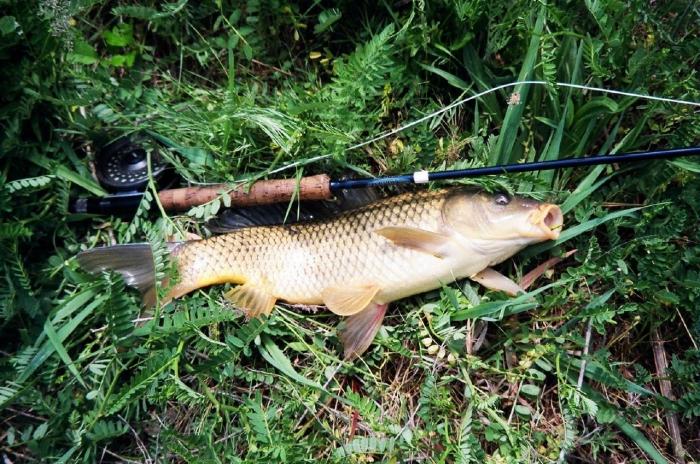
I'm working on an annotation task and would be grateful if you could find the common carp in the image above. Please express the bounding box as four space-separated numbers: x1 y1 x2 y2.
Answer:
77 188 564 359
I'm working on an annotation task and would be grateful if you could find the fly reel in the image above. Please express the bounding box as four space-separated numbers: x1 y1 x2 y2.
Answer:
69 135 176 215
95 136 171 193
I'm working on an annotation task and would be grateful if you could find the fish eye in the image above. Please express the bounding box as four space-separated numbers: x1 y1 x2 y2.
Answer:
494 193 510 206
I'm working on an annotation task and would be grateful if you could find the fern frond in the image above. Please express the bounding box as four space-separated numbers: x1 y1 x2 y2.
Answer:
86 419 129 443
106 349 176 415
120 188 152 243
104 274 136 343
6 242 34 296
4 175 55 194
112 4 161 20
456 404 474 464
227 318 266 356
333 436 396 458
0 266 16 321
112 0 187 22
138 306 239 338
677 390 700 418
331 24 396 108
0 381 22 408
0 223 32 240
245 392 273 445
145 223 169 283
10 346 39 372
417 373 436 421
539 35 558 91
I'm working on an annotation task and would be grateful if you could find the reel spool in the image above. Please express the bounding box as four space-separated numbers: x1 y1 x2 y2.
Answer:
95 136 171 193
69 135 175 215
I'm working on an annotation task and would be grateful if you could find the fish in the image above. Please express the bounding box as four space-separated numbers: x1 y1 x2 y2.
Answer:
77 188 564 359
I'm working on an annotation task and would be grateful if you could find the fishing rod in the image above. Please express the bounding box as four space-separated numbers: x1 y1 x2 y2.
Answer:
69 144 700 216
68 80 700 216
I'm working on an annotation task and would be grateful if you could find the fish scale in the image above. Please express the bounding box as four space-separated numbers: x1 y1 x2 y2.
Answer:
168 189 449 305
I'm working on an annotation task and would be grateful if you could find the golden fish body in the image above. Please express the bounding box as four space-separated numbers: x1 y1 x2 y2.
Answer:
78 188 564 358
169 189 490 306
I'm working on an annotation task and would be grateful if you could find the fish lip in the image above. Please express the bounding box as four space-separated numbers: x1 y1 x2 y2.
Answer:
530 204 563 240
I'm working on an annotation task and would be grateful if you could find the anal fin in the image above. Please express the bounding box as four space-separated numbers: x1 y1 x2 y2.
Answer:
322 284 380 316
225 281 277 318
470 267 524 296
338 302 388 360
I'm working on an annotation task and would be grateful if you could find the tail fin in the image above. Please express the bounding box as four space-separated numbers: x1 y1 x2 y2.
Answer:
76 243 157 306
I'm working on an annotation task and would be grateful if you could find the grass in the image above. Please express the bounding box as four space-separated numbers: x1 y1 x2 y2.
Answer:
1 0 700 462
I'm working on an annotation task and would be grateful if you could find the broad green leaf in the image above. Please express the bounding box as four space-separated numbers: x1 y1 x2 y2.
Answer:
520 384 541 397
0 16 21 36
103 23 134 47
315 9 342 34
67 39 99 65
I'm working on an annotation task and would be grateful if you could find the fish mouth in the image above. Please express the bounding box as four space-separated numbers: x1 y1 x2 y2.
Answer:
530 204 563 240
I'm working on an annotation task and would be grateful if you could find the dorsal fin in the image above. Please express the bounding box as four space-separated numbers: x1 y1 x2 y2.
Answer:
207 202 328 233
207 187 383 233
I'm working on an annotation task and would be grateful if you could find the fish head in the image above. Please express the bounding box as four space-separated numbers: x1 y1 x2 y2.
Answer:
442 190 564 245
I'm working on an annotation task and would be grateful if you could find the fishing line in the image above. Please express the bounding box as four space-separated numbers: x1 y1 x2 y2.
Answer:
177 80 700 182
346 80 700 152
70 80 700 215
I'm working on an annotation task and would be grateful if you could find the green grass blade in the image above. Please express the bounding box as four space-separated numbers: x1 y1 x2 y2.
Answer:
419 63 471 91
29 155 105 196
611 416 669 464
560 173 614 214
558 113 624 204
43 320 87 388
492 5 546 165
461 45 502 118
452 280 568 321
580 384 669 464
34 287 96 346
18 295 106 384
669 158 700 173
258 335 326 392
520 205 648 258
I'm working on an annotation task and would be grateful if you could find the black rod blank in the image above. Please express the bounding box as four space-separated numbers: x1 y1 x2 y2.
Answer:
329 146 700 190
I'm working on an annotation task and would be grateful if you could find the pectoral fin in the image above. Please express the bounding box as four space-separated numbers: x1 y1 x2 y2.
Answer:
224 281 277 318
338 302 388 360
471 267 524 296
322 284 380 316
375 227 451 258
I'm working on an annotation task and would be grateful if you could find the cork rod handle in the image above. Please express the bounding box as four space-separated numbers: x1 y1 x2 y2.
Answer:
158 174 333 211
